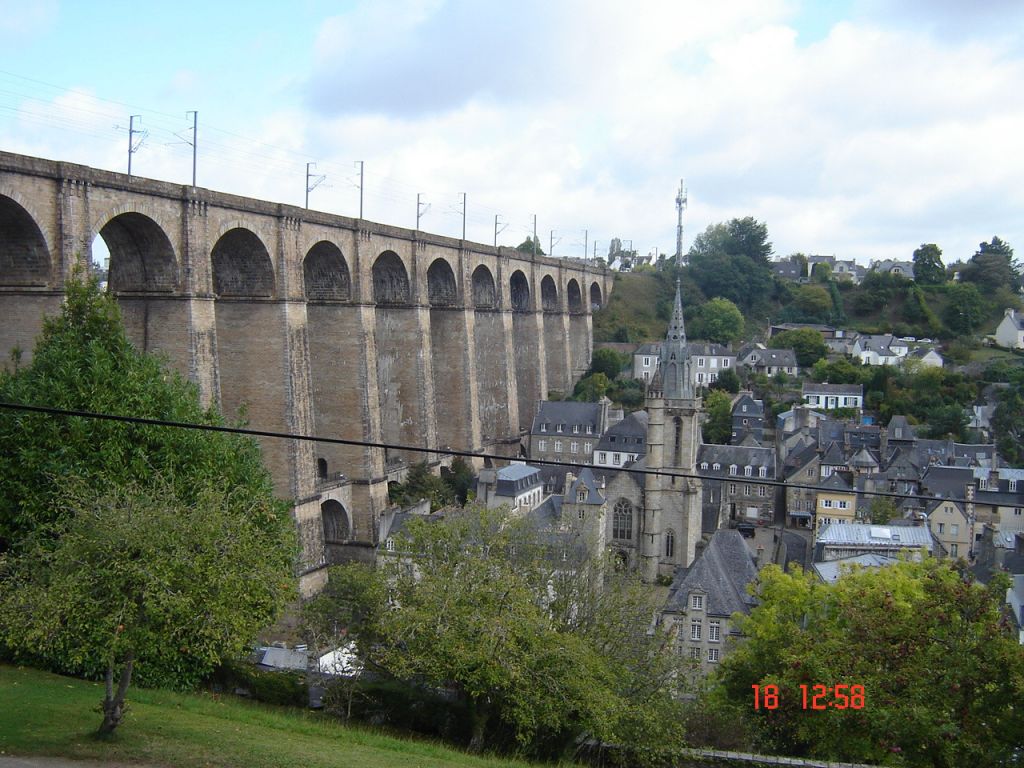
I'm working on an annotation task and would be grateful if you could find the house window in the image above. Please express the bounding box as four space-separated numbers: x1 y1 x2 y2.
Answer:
665 528 676 559
729 465 737 476
540 424 547 432
578 508 585 520
538 439 547 451
724 359 730 367
578 490 586 503
570 441 579 453
713 463 721 471
613 499 633 540
613 453 621 465
701 462 708 470
806 468 814 478
709 620 721 642
744 465 752 477
586 425 593 435
951 524 959 535
556 424 564 433
554 441 562 453
643 356 651 366
1011 480 1018 492
1015 508 1022 516
689 647 702 660
597 452 606 463
823 499 834 508
708 648 720 663
938 522 945 534
758 485 766 497
385 538 395 552
698 357 705 367
729 483 737 495
759 466 768 478
691 594 704 610
697 372 704 383
584 442 592 452
837 500 848 509
690 620 702 640
951 543 958 557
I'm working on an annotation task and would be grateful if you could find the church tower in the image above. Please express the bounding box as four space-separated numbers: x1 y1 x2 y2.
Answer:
641 280 703 581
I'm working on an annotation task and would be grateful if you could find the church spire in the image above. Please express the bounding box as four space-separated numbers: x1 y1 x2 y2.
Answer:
659 278 693 400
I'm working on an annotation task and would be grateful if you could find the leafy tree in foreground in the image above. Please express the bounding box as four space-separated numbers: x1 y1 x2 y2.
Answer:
0 273 296 732
305 506 686 763
0 274 281 552
0 479 295 735
714 560 1024 767
590 347 631 379
709 366 741 394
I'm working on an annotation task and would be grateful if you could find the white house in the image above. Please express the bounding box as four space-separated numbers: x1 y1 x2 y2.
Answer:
995 308 1024 350
802 383 864 411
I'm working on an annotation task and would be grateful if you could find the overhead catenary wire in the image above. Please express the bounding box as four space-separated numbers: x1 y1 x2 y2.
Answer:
0 401 980 508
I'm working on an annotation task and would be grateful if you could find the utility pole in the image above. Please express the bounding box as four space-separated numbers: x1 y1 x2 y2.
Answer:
416 194 430 230
675 178 688 266
584 229 588 261
460 193 467 240
533 215 538 258
593 241 598 263
126 115 146 179
305 162 326 209
355 161 364 219
186 111 197 189
494 214 508 246
549 230 562 258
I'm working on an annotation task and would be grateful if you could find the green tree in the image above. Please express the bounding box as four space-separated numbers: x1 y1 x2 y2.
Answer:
768 328 827 368
687 219 774 312
0 274 284 553
961 236 1020 292
388 461 455 510
865 496 897 524
992 383 1024 465
912 243 945 285
515 236 546 256
709 366 741 394
315 506 686 761
572 372 610 402
716 560 1024 767
942 283 987 335
923 403 968 440
690 297 745 344
810 261 832 283
793 284 832 320
0 274 296 732
0 478 295 735
589 347 630 379
702 390 733 444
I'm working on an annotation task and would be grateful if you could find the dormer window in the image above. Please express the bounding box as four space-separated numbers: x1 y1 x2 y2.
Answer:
691 594 704 610
759 466 768 478
729 465 737 476
385 538 396 552
573 424 580 434
713 463 721 471
744 465 752 477
1011 480 1018 492
540 424 547 433
700 462 708 470
556 424 564 433
586 425 593 434
578 490 586 502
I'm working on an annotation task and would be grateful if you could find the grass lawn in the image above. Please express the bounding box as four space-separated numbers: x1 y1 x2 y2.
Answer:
0 665 534 768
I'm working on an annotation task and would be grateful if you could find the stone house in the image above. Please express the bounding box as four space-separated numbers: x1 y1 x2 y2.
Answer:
697 443 776 526
660 529 759 676
925 498 971 560
632 342 735 388
731 391 765 443
529 399 608 465
593 410 648 469
737 344 798 376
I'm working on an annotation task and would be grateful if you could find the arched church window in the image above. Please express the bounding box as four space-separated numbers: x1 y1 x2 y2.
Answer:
613 499 633 541
665 528 676 559
674 416 683 467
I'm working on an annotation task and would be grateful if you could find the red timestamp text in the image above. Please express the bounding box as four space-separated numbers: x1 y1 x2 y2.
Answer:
751 683 866 710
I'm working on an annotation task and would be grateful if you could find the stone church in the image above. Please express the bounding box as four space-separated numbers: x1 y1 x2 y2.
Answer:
601 281 703 581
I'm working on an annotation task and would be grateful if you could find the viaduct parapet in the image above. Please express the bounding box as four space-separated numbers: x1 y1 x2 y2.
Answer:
0 150 611 592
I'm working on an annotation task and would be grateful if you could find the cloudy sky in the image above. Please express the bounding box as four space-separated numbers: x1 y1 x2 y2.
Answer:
1 0 1022 266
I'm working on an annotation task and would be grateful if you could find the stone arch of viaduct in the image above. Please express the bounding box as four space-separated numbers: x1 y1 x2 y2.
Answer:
0 151 611 592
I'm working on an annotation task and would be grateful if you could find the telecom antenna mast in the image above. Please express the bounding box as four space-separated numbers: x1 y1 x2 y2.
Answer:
675 179 688 266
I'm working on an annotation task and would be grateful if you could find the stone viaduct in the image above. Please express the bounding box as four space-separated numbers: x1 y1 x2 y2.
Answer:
0 150 611 592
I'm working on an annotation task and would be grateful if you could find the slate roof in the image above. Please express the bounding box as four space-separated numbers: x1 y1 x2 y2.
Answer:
819 471 854 492
820 441 848 467
531 401 603 435
595 410 648 453
742 348 797 367
634 342 661 356
732 393 764 417
697 443 776 477
817 522 934 550
813 554 898 584
802 383 863 396
920 465 974 499
782 441 820 479
663 529 759 617
567 468 606 506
